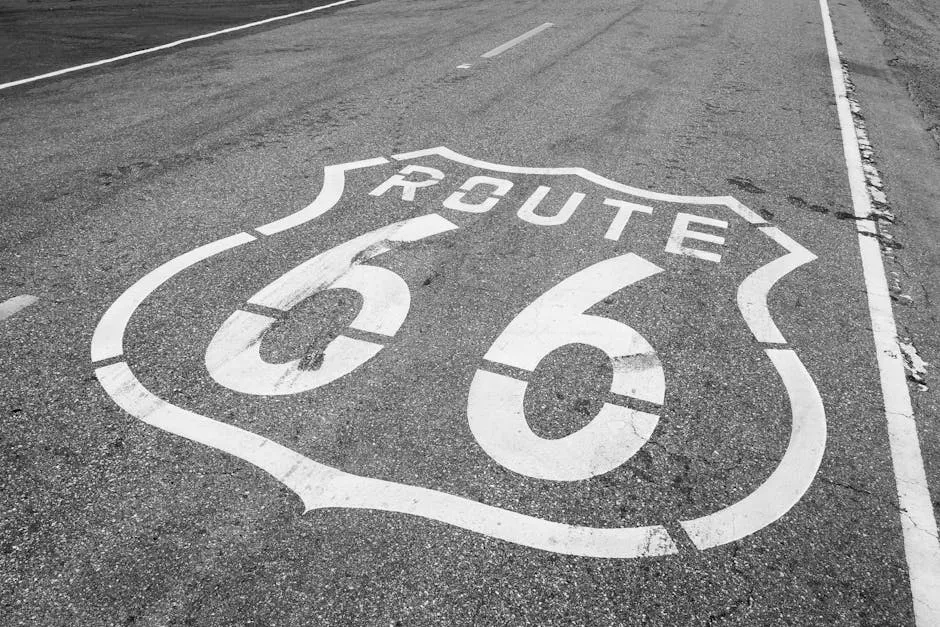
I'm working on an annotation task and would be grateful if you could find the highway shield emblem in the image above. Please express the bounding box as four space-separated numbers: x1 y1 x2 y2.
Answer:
93 147 825 558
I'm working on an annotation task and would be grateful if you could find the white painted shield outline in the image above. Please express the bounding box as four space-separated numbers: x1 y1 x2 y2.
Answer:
91 147 825 558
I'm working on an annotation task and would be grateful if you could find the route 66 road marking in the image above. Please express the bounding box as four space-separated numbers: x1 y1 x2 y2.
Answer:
91 147 826 558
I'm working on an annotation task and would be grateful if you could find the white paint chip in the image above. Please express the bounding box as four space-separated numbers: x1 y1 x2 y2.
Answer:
899 340 929 388
0 295 38 321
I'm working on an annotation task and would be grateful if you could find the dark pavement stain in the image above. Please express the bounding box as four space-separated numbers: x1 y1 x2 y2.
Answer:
859 230 904 249
835 211 861 220
727 176 766 194
786 194 830 214
755 206 775 220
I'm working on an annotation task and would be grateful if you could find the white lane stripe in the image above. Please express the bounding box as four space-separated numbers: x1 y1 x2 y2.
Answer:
0 295 38 321
819 0 940 623
0 0 360 92
481 23 554 59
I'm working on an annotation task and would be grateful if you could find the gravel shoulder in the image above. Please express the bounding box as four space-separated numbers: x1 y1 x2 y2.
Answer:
858 0 940 150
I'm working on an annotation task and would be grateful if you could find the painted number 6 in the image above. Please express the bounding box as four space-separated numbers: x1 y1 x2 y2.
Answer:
467 254 666 481
206 214 457 395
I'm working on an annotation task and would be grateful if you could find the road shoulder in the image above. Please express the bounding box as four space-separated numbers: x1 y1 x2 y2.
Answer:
829 0 940 618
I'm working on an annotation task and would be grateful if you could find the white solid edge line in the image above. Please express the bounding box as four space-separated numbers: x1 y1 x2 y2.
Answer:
481 22 554 59
819 0 940 623
0 295 38 322
0 0 360 91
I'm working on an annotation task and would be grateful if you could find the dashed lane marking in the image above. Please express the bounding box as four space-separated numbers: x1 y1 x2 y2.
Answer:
819 0 940 623
480 22 554 59
0 295 38 322
455 22 554 71
0 0 360 92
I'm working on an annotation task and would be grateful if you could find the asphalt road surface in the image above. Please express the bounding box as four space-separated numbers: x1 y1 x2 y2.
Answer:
0 0 357 84
2 0 940 625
